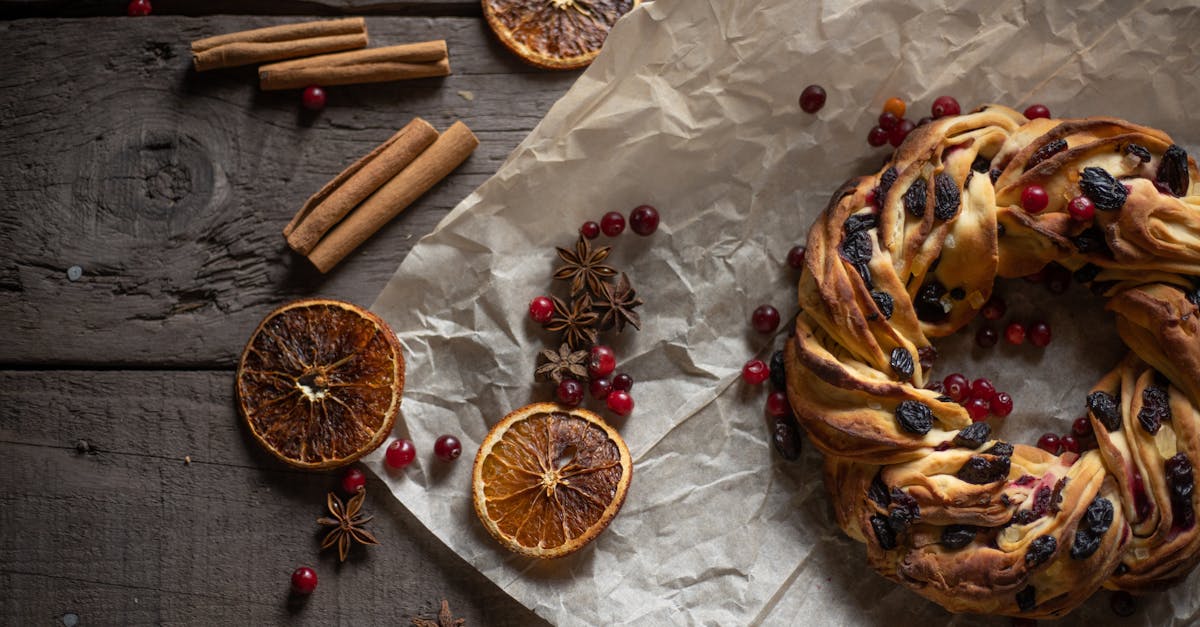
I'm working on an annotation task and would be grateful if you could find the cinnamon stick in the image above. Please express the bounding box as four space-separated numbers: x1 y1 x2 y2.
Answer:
284 118 439 255
259 41 450 91
306 121 479 273
191 18 368 72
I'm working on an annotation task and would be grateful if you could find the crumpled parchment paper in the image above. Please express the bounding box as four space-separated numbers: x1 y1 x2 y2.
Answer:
366 0 1200 624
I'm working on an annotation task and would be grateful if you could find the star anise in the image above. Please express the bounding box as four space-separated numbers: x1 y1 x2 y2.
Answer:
545 295 598 349
411 599 464 627
593 272 643 331
553 236 617 297
317 488 379 562
536 342 589 383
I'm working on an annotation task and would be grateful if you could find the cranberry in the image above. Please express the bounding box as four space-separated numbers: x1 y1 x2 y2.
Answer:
1023 104 1051 119
529 296 554 323
629 205 660 236
883 97 906 119
751 304 781 334
799 84 827 113
600 211 626 236
1110 591 1135 617
607 390 634 416
1072 416 1093 437
867 126 890 147
742 359 769 385
556 378 584 406
1067 195 1095 221
1029 321 1051 347
580 220 601 239
589 376 612 400
786 245 807 269
915 116 933 127
970 378 996 403
765 391 790 417
301 85 327 111
341 467 366 494
127 0 152 15
1037 433 1061 455
1061 434 1081 454
433 435 462 461
981 294 1006 320
931 96 961 118
966 397 990 422
991 392 1013 417
588 345 616 377
1020 185 1049 213
878 111 900 131
943 373 970 402
384 439 416 469
975 326 998 348
1005 322 1026 345
888 119 915 147
612 373 633 391
291 566 318 594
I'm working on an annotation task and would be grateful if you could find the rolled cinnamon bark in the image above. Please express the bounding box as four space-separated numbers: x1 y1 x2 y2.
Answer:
191 18 368 72
259 41 450 91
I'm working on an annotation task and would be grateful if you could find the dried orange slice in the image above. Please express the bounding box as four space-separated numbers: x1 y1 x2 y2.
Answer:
472 402 632 558
482 0 640 70
236 298 404 469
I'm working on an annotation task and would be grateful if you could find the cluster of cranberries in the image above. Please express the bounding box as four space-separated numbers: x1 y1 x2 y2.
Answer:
577 205 660 239
1036 415 1100 456
557 344 636 417
743 283 799 458
864 96 1051 150
380 434 463 470
929 373 1013 423
974 293 1053 349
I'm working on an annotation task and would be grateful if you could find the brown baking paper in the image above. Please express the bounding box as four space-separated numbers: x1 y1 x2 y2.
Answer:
366 0 1200 624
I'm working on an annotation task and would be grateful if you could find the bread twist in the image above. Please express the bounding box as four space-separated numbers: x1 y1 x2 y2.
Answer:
783 105 1200 618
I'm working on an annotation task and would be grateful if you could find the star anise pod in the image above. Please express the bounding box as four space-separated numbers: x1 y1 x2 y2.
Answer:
593 272 643 331
317 488 379 562
536 342 589 383
411 599 464 627
553 236 618 297
545 295 598 349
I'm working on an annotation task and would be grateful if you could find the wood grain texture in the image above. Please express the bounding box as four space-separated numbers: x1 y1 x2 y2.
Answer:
0 16 576 367
2 0 483 19
0 369 548 626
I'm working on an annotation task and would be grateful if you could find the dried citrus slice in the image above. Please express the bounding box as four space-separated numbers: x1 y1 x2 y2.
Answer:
472 402 632 558
482 0 639 70
236 298 404 469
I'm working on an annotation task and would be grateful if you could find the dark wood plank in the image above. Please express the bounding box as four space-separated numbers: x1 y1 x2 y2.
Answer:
0 369 547 626
0 16 576 367
2 0 482 18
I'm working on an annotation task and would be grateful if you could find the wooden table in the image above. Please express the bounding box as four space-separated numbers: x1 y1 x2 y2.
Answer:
1 2 576 624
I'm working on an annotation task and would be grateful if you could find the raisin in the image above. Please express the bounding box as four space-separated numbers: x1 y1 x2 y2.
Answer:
1025 535 1057 568
1027 138 1068 170
888 488 920 534
895 400 934 435
1073 263 1101 284
772 417 803 461
1124 143 1152 163
903 178 928 218
1079 167 1128 211
971 155 991 173
1189 288 1200 307
984 441 1014 457
1157 144 1190 197
917 346 937 371
934 172 960 220
871 290 894 319
878 166 899 202
1137 384 1170 435
1070 530 1102 560
871 514 896 550
868 473 891 507
1071 497 1115 560
769 350 787 391
1166 453 1195 529
949 287 966 300
1011 510 1038 526
844 213 879 234
1016 586 1037 612
1087 391 1122 431
1050 477 1068 515
915 281 949 323
840 230 872 264
890 347 914 381
957 455 1011 485
953 422 991 449
1030 486 1054 518
940 525 976 549
1072 227 1111 255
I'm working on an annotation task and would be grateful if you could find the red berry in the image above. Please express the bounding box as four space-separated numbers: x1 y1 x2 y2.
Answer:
865 187 878 207
1068 195 1095 221
433 435 462 462
341 467 366 494
943 373 969 402
931 96 961 118
742 359 769 385
529 296 554 323
1023 104 1051 120
878 111 900 131
612 373 633 391
751 304 781 334
1021 185 1049 213
990 392 1013 417
786 245 807 269
384 439 416 469
600 211 626 236
291 567 318 594
765 391 790 417
1061 434 1081 454
888 119 915 147
980 295 1006 320
1029 321 1052 347
606 390 634 416
588 345 616 377
629 205 660 236
1072 416 1093 437
1037 433 1061 455
867 126 890 147
975 326 998 348
970 378 996 403
799 84 827 113
301 85 327 111
1005 322 1026 345
127 0 152 15
590 377 613 400
580 221 600 239
966 397 990 422
556 378 584 406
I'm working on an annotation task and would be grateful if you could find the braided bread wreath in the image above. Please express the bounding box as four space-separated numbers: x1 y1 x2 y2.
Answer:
783 104 1200 618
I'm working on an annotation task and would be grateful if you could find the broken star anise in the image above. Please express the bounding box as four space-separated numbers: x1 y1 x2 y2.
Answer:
536 342 589 383
553 236 618 297
411 599 464 627
317 488 380 562
545 295 599 350
593 272 643 332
